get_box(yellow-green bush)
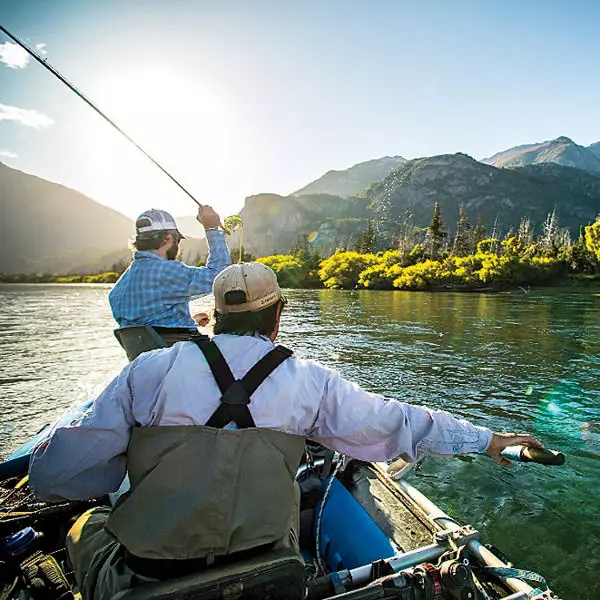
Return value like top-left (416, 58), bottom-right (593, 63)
top-left (319, 251), bottom-right (378, 289)
top-left (586, 221), bottom-right (600, 262)
top-left (440, 255), bottom-right (479, 284)
top-left (476, 238), bottom-right (499, 254)
top-left (53, 275), bottom-right (84, 283)
top-left (393, 260), bottom-right (445, 290)
top-left (83, 272), bottom-right (121, 284)
top-left (358, 250), bottom-right (406, 288)
top-left (256, 255), bottom-right (305, 288)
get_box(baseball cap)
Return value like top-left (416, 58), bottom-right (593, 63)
top-left (213, 263), bottom-right (282, 314)
top-left (135, 209), bottom-right (184, 238)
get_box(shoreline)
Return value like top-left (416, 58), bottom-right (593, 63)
top-left (2, 277), bottom-right (599, 293)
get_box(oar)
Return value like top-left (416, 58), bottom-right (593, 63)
top-left (384, 445), bottom-right (565, 482)
top-left (500, 445), bottom-right (565, 466)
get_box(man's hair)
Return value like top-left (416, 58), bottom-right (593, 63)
top-left (213, 296), bottom-right (285, 337)
top-left (129, 230), bottom-right (174, 251)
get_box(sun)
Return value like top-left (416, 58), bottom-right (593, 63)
top-left (69, 66), bottom-right (241, 218)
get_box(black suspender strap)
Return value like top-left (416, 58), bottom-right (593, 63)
top-left (194, 340), bottom-right (293, 429)
top-left (194, 339), bottom-right (235, 395)
top-left (240, 345), bottom-right (293, 397)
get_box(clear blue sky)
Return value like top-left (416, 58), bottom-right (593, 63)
top-left (1, 0), bottom-right (599, 219)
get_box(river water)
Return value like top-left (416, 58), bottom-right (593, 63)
top-left (1, 284), bottom-right (599, 600)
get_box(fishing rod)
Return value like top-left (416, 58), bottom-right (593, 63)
top-left (0, 23), bottom-right (203, 209)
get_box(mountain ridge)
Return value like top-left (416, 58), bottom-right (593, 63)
top-left (293, 155), bottom-right (406, 197)
top-left (239, 153), bottom-right (600, 257)
top-left (483, 136), bottom-right (600, 174)
top-left (3, 135), bottom-right (600, 272)
top-left (0, 161), bottom-right (209, 274)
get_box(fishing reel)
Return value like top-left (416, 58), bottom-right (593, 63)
top-left (366, 550), bottom-right (482, 600)
top-left (307, 547), bottom-right (482, 599)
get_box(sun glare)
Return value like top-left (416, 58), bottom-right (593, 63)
top-left (71, 67), bottom-right (242, 218)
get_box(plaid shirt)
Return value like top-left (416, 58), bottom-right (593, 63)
top-left (109, 230), bottom-right (230, 329)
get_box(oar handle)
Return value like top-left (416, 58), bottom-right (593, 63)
top-left (501, 445), bottom-right (565, 466)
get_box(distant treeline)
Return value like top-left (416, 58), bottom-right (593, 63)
top-left (256, 207), bottom-right (600, 290)
top-left (0, 272), bottom-right (120, 284)
top-left (3, 206), bottom-right (599, 291)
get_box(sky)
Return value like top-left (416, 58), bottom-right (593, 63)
top-left (1, 0), bottom-right (599, 220)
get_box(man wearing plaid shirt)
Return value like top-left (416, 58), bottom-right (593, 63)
top-left (109, 206), bottom-right (230, 346)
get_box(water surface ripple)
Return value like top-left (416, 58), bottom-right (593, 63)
top-left (1, 284), bottom-right (599, 600)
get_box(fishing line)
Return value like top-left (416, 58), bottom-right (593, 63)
top-left (0, 23), bottom-right (202, 208)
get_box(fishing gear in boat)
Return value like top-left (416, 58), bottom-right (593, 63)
top-left (0, 23), bottom-right (241, 234)
top-left (1, 442), bottom-right (565, 599)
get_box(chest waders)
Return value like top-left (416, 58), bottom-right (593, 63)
top-left (106, 340), bottom-right (306, 577)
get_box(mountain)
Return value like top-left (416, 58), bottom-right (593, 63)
top-left (237, 194), bottom-right (314, 256)
top-left (0, 162), bottom-right (135, 274)
top-left (364, 154), bottom-right (600, 238)
top-left (588, 142), bottom-right (600, 159)
top-left (0, 162), bottom-right (208, 274)
top-left (293, 156), bottom-right (406, 197)
top-left (483, 136), bottom-right (600, 174)
top-left (239, 153), bottom-right (600, 257)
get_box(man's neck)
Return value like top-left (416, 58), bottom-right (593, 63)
top-left (137, 248), bottom-right (168, 259)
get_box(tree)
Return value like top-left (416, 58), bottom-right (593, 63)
top-left (425, 201), bottom-right (447, 260)
top-left (355, 220), bottom-right (376, 253)
top-left (540, 209), bottom-right (560, 253)
top-left (585, 220), bottom-right (600, 263)
top-left (291, 234), bottom-right (310, 260)
top-left (567, 225), bottom-right (594, 273)
top-left (517, 217), bottom-right (534, 246)
top-left (229, 248), bottom-right (254, 263)
top-left (474, 215), bottom-right (486, 247)
top-left (452, 203), bottom-right (473, 256)
top-left (110, 258), bottom-right (130, 275)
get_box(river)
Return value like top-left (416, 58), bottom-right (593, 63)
top-left (1, 283), bottom-right (599, 599)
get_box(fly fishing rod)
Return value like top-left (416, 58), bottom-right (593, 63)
top-left (0, 23), bottom-right (203, 209)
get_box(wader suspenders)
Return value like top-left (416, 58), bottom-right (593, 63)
top-left (194, 340), bottom-right (293, 429)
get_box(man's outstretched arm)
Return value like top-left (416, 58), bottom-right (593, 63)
top-left (304, 366), bottom-right (541, 464)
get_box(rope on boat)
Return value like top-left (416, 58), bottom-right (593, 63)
top-left (314, 459), bottom-right (343, 576)
top-left (483, 567), bottom-right (549, 595)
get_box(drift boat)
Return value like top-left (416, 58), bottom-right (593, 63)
top-left (1, 403), bottom-right (562, 600)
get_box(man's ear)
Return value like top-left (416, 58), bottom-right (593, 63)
top-left (163, 232), bottom-right (176, 245)
top-left (270, 301), bottom-right (283, 341)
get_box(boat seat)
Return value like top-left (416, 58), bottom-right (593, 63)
top-left (113, 326), bottom-right (167, 361)
top-left (116, 546), bottom-right (306, 600)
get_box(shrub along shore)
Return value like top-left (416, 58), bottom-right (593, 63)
top-left (2, 219), bottom-right (599, 291)
top-left (256, 217), bottom-right (600, 290)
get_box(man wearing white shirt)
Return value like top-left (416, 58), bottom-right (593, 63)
top-left (30, 262), bottom-right (541, 600)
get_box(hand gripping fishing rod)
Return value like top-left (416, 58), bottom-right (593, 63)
top-left (0, 24), bottom-right (217, 218)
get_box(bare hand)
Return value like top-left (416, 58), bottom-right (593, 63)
top-left (197, 205), bottom-right (221, 230)
top-left (193, 312), bottom-right (210, 327)
top-left (486, 432), bottom-right (544, 467)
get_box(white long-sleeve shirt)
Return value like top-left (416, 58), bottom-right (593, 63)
top-left (29, 334), bottom-right (492, 503)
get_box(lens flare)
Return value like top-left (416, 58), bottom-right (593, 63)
top-left (534, 379), bottom-right (599, 451)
